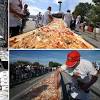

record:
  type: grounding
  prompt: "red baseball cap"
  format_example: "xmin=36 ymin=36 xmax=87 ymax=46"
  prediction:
xmin=66 ymin=51 xmax=80 ymax=68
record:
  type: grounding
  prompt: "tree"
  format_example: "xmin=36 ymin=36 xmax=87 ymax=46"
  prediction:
xmin=17 ymin=60 xmax=31 ymax=65
xmin=33 ymin=62 xmax=40 ymax=66
xmin=87 ymin=0 xmax=100 ymax=26
xmin=49 ymin=61 xmax=61 ymax=68
xmin=93 ymin=0 xmax=100 ymax=4
xmin=73 ymin=3 xmax=92 ymax=17
xmin=93 ymin=0 xmax=100 ymax=23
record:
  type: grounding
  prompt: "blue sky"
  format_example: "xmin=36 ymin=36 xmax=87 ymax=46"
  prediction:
xmin=23 ymin=0 xmax=92 ymax=15
xmin=10 ymin=50 xmax=100 ymax=66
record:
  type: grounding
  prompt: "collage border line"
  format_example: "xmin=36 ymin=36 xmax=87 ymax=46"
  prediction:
xmin=7 ymin=0 xmax=100 ymax=100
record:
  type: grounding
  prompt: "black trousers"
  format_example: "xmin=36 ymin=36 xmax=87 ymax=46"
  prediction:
xmin=20 ymin=18 xmax=27 ymax=33
xmin=10 ymin=26 xmax=20 ymax=37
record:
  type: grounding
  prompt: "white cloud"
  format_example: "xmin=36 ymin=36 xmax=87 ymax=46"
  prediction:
xmin=53 ymin=0 xmax=59 ymax=5
xmin=23 ymin=0 xmax=36 ymax=5
xmin=28 ymin=6 xmax=46 ymax=15
xmin=24 ymin=0 xmax=50 ymax=4
xmin=79 ymin=0 xmax=92 ymax=3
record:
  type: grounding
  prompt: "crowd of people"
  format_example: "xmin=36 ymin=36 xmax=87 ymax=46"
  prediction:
xmin=10 ymin=63 xmax=52 ymax=87
xmin=9 ymin=0 xmax=86 ymax=37
xmin=33 ymin=6 xmax=53 ymax=28
xmin=9 ymin=0 xmax=53 ymax=37
xmin=9 ymin=0 xmax=30 ymax=37
xmin=34 ymin=8 xmax=86 ymax=32
xmin=63 ymin=10 xmax=87 ymax=32
xmin=33 ymin=7 xmax=85 ymax=32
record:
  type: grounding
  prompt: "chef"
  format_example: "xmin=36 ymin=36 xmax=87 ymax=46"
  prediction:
xmin=43 ymin=6 xmax=53 ymax=26
xmin=64 ymin=10 xmax=72 ymax=28
xmin=75 ymin=15 xmax=81 ymax=31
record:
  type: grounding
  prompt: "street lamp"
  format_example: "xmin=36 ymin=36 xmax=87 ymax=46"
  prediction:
xmin=58 ymin=0 xmax=62 ymax=12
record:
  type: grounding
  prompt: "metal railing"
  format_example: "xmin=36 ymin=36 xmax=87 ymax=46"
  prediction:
xmin=60 ymin=72 xmax=100 ymax=100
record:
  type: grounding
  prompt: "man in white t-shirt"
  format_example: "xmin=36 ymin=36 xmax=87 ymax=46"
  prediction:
xmin=9 ymin=0 xmax=24 ymax=37
xmin=43 ymin=6 xmax=53 ymax=26
xmin=55 ymin=50 xmax=98 ymax=100
xmin=75 ymin=15 xmax=81 ymax=31
xmin=64 ymin=10 xmax=72 ymax=28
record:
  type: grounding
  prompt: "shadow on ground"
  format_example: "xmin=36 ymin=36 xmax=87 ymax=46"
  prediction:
xmin=20 ymin=84 xmax=48 ymax=100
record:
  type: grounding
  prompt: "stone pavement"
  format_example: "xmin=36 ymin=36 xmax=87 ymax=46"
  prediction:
xmin=75 ymin=31 xmax=100 ymax=48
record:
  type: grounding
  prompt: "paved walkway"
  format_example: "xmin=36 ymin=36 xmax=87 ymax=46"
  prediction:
xmin=10 ymin=72 xmax=53 ymax=100
xmin=23 ymin=20 xmax=36 ymax=33
xmin=75 ymin=31 xmax=100 ymax=48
